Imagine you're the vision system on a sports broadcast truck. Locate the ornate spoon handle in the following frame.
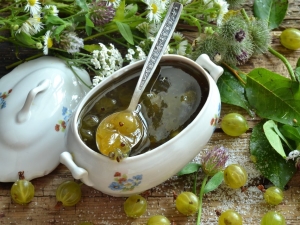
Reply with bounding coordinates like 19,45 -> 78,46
127,2 -> 183,112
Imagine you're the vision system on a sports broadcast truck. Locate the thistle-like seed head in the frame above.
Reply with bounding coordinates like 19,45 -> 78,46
201,146 -> 229,176
90,1 -> 115,26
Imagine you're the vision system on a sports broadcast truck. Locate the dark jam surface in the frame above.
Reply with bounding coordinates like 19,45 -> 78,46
78,63 -> 209,156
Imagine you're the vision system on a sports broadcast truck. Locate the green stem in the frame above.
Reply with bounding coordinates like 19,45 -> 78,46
193,172 -> 198,194
196,175 -> 208,225
5,53 -> 43,69
222,62 -> 246,86
103,34 -> 127,47
268,47 -> 296,81
240,8 -> 250,23
83,28 -> 118,41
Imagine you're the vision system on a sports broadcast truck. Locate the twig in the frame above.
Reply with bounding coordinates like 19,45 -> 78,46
222,62 -> 247,86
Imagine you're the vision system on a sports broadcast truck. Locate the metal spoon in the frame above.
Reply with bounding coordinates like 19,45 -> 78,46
95,2 -> 183,161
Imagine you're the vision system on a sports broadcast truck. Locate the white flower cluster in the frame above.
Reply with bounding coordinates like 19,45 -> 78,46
16,0 -> 83,55
91,43 -> 124,86
125,46 -> 147,64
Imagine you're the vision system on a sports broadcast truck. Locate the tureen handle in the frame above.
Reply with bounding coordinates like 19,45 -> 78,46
60,152 -> 94,186
195,54 -> 223,82
17,79 -> 50,123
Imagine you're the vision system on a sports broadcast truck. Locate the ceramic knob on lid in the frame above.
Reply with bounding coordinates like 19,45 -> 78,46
0,56 -> 92,182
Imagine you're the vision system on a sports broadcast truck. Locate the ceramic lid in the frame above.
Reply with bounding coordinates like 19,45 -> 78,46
0,56 -> 91,182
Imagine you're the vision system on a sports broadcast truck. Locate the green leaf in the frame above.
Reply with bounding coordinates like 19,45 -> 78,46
53,25 -> 66,41
125,4 -> 138,18
217,68 -> 254,116
85,14 -> 94,28
295,67 -> 300,82
280,125 -> 300,142
246,68 -> 300,126
114,0 -> 125,21
263,120 -> 286,157
15,32 -> 36,46
177,163 -> 201,176
115,21 -> 134,45
85,25 -> 92,36
203,171 -> 224,194
296,58 -> 300,68
253,0 -> 288,30
83,44 -> 100,52
250,121 -> 296,189
46,15 -> 66,26
75,0 -> 89,11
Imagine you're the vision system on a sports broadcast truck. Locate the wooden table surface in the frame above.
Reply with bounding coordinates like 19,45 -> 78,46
1,1 -> 300,224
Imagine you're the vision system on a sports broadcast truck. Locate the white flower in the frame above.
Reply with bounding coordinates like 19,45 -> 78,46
92,76 -> 104,86
177,40 -> 188,55
136,22 -> 151,37
91,43 -> 123,86
161,0 -> 170,10
143,0 -> 163,23
214,0 -> 229,26
17,15 -> 43,35
24,0 -> 41,15
106,0 -> 121,8
203,0 -> 229,26
44,5 -> 59,16
59,31 -> 84,54
125,46 -> 147,64
43,30 -> 53,55
173,32 -> 184,42
149,22 -> 161,35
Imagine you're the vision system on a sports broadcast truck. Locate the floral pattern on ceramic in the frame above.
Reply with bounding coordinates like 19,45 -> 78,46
0,89 -> 12,109
55,106 -> 72,132
210,102 -> 221,127
109,172 -> 143,192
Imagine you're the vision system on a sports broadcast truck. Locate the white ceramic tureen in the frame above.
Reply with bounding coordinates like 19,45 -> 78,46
61,54 -> 223,197
0,56 -> 91,182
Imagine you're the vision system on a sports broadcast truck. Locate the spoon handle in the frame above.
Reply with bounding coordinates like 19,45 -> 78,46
127,2 -> 183,112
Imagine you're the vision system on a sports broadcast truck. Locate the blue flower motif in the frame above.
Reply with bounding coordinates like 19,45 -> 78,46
62,106 -> 68,115
122,179 -> 136,189
133,175 -> 143,180
109,182 -> 124,191
0,98 -> 6,109
108,173 -> 143,192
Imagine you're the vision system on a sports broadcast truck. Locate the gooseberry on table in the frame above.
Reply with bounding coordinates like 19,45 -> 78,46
123,194 -> 147,218
261,211 -> 286,225
263,186 -> 284,206
224,164 -> 248,189
175,191 -> 199,216
55,180 -> 82,209
218,209 -> 243,225
280,28 -> 300,50
221,113 -> 248,136
10,171 -> 35,205
147,215 -> 171,225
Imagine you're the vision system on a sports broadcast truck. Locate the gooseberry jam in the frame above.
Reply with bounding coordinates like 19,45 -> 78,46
78,61 -> 209,156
